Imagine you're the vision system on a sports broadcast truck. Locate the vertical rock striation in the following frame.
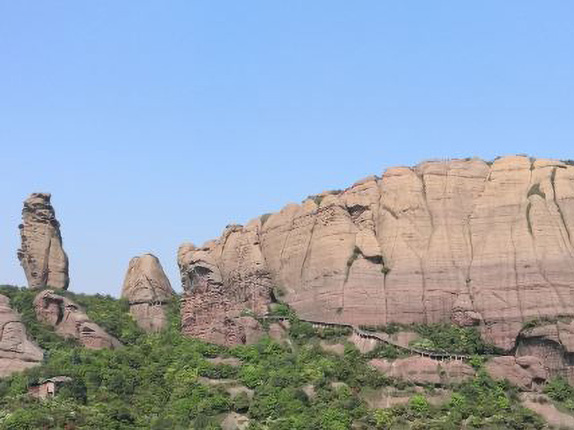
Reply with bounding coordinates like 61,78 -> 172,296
0,294 -> 44,377
18,193 -> 69,290
121,254 -> 175,332
178,156 -> 574,352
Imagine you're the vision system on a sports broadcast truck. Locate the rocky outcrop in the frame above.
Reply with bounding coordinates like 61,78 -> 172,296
221,412 -> 250,430
178,224 -> 271,345
369,356 -> 475,385
121,254 -> 175,332
521,393 -> 574,429
0,295 -> 44,377
18,193 -> 69,290
485,356 -> 548,391
34,290 -> 121,350
515,321 -> 574,382
179,156 -> 574,352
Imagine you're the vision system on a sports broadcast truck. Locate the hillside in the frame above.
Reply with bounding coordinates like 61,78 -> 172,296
0,284 -> 571,429
4,156 -> 574,429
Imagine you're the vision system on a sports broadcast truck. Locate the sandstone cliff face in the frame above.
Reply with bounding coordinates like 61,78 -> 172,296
34,290 -> 121,349
179,156 -> 574,349
0,295 -> 44,377
178,222 -> 270,346
121,254 -> 175,332
18,193 -> 69,290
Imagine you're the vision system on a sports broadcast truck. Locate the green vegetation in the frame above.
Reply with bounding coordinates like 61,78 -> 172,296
260,213 -> 272,226
521,315 -> 573,331
544,377 -> 574,411
358,322 -> 500,356
0,286 -> 556,429
410,323 -> 502,355
527,183 -> 546,199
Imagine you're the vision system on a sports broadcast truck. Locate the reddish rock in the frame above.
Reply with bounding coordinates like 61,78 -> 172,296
18,193 -> 69,290
319,341 -> 345,356
521,393 -> 574,429
516,321 -> 574,383
0,295 -> 44,377
443,360 -> 476,384
178,223 -> 272,346
268,322 -> 290,345
485,356 -> 547,391
34,290 -> 121,350
347,331 -> 378,354
369,356 -> 474,386
121,254 -> 174,332
179,156 -> 574,360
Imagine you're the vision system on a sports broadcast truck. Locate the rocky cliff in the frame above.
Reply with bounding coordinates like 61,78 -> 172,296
0,295 -> 44,377
121,254 -> 175,332
178,156 -> 574,350
18,193 -> 69,290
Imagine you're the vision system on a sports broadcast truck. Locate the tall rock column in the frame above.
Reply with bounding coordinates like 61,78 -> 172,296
121,254 -> 175,332
17,193 -> 69,290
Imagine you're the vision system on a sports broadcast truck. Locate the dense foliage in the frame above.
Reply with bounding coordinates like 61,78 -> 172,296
0,286 -> 563,429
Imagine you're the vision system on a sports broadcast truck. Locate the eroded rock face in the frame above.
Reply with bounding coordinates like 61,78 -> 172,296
18,193 -> 69,290
0,295 -> 44,377
33,290 -> 121,350
485,355 -> 548,391
369,356 -> 475,386
515,321 -> 574,382
178,223 -> 271,346
121,254 -> 175,332
179,156 -> 574,352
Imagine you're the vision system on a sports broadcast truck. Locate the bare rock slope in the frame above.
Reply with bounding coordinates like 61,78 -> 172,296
18,193 -> 69,290
0,295 -> 44,377
121,254 -> 175,332
178,156 -> 574,349
34,290 -> 121,350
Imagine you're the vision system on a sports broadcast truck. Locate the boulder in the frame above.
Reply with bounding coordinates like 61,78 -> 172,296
369,356 -> 475,386
521,393 -> 574,429
0,295 -> 44,377
221,412 -> 249,430
33,290 -> 121,350
206,357 -> 243,367
121,254 -> 175,332
319,341 -> 346,356
268,321 -> 290,346
347,331 -> 379,354
485,356 -> 548,391
18,193 -> 69,290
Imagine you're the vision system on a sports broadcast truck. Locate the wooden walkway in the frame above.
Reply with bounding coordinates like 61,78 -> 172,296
263,315 -> 471,362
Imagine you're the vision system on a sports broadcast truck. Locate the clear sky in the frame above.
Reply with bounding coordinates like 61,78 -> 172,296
1,1 -> 573,296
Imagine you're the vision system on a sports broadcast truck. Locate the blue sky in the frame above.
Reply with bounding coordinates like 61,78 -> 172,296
1,1 -> 573,295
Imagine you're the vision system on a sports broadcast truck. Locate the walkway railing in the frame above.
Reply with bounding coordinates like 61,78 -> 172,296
262,315 -> 471,362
